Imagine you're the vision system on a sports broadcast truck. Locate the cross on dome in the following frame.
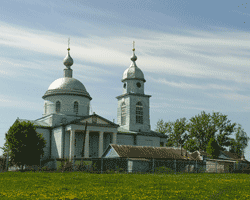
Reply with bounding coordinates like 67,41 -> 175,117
131,41 -> 137,62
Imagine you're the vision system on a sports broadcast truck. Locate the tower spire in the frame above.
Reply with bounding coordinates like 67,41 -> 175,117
63,38 -> 73,77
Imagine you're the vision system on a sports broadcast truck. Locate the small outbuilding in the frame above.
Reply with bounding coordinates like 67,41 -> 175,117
101,144 -> 201,173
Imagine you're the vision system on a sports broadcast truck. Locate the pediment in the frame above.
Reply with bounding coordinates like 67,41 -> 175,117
79,114 -> 118,127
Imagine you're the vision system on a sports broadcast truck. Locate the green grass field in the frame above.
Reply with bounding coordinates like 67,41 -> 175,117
0,172 -> 249,199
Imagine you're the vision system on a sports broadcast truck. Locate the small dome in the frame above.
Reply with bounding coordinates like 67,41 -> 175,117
122,65 -> 145,81
122,51 -> 145,82
63,52 -> 73,68
43,77 -> 92,100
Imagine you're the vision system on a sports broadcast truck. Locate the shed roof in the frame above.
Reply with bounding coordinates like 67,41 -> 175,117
105,144 -> 193,160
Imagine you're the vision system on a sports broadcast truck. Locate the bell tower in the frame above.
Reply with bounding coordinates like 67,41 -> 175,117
116,42 -> 151,132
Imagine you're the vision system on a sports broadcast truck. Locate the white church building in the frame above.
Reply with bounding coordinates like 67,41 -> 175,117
16,43 -> 167,168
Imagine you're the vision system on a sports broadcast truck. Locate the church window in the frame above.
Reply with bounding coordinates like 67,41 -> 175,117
136,82 -> 141,88
56,101 -> 61,113
136,102 -> 143,124
121,102 -> 126,125
123,83 -> 126,89
74,101 -> 78,114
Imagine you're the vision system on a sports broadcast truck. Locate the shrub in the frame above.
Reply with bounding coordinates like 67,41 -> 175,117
41,166 -> 53,172
153,166 -> 175,174
57,159 -> 74,172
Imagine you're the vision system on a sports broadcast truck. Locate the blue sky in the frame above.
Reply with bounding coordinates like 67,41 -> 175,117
0,0 -> 250,160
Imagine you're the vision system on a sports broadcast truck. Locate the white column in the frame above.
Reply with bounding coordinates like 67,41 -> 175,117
84,130 -> 90,158
113,132 -> 117,144
69,129 -> 75,160
99,131 -> 104,158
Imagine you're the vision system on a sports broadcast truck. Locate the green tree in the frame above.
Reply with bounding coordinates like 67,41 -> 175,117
206,137 -> 220,159
211,112 -> 236,151
187,111 -> 216,152
167,118 -> 188,155
3,120 -> 46,170
183,137 -> 199,153
155,119 -> 172,135
229,124 -> 250,157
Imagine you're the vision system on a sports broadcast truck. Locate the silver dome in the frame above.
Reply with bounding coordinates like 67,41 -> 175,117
42,77 -> 92,100
122,51 -> 145,82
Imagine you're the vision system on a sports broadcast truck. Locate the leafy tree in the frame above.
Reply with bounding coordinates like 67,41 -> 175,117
211,112 -> 236,151
229,124 -> 250,157
183,137 -> 199,153
3,120 -> 46,170
167,118 -> 188,155
155,119 -> 172,135
187,111 -> 216,152
206,137 -> 220,159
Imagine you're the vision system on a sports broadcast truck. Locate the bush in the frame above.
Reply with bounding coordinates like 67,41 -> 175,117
57,159 -> 74,172
41,166 -> 53,172
153,166 -> 175,174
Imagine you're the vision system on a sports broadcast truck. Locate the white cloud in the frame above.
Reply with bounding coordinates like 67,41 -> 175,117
0,21 -> 250,84
148,77 -> 241,91
151,102 -> 208,111
0,94 -> 42,111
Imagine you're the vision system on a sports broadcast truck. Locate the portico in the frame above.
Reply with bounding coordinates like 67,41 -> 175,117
64,114 -> 119,160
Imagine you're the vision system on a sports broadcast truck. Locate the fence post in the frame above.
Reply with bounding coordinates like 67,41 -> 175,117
174,160 -> 176,174
152,159 -> 154,174
101,158 -> 103,174
196,160 -> 198,173
127,158 -> 128,174
215,161 -> 217,173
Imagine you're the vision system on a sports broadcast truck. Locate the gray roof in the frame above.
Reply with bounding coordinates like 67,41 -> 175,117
191,150 -> 249,162
17,119 -> 50,128
117,127 -> 168,138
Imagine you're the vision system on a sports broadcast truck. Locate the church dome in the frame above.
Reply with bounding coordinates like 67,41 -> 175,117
122,48 -> 146,82
42,77 -> 92,100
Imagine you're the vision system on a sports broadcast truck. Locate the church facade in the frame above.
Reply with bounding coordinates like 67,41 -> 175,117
16,44 -> 167,168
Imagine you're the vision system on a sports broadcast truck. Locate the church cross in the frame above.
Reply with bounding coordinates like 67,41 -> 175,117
133,41 -> 135,51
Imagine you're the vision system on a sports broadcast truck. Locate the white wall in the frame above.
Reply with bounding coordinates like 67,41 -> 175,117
117,134 -> 134,145
51,127 -> 62,159
137,135 -> 160,147
44,95 -> 90,117
117,94 -> 151,132
36,128 -> 50,159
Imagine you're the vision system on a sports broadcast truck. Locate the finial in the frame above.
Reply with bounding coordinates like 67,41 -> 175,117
67,37 -> 70,51
131,41 -> 137,62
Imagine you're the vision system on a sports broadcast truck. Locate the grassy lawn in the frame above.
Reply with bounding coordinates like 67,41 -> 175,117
0,172 -> 249,199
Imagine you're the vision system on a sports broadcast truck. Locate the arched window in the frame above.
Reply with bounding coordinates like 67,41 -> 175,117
74,101 -> 78,114
136,102 -> 143,124
44,103 -> 47,114
121,102 -> 126,125
56,101 -> 61,113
